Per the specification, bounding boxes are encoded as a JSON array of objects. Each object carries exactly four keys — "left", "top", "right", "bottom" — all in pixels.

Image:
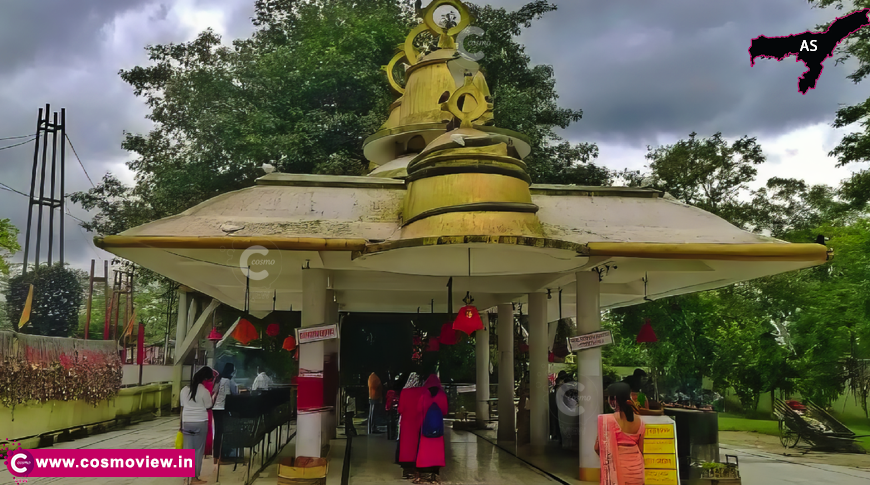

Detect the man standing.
[
  {"left": 368, "top": 371, "right": 383, "bottom": 434},
  {"left": 252, "top": 367, "right": 273, "bottom": 392}
]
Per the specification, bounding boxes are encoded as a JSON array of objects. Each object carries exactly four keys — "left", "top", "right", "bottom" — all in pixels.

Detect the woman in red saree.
[
  {"left": 595, "top": 383, "right": 645, "bottom": 485},
  {"left": 397, "top": 373, "right": 425, "bottom": 479},
  {"left": 416, "top": 374, "right": 448, "bottom": 483}
]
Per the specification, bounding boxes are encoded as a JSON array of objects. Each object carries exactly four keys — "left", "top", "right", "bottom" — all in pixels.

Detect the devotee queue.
[{"left": 360, "top": 371, "right": 448, "bottom": 484}]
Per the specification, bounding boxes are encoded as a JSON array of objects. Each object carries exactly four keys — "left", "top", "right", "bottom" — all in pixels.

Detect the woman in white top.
[
  {"left": 212, "top": 363, "right": 239, "bottom": 463},
  {"left": 180, "top": 366, "right": 215, "bottom": 484}
]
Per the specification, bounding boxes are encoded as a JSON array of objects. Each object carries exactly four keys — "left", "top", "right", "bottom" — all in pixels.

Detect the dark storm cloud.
[
  {"left": 507, "top": 0, "right": 867, "bottom": 145},
  {"left": 0, "top": 1, "right": 151, "bottom": 76},
  {"left": 0, "top": 0, "right": 256, "bottom": 272}
]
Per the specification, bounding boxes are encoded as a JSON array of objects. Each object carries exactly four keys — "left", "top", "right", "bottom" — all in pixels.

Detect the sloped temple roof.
[{"left": 96, "top": 173, "right": 828, "bottom": 316}]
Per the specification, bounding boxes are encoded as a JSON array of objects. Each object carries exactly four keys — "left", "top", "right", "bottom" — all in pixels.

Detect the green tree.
[
  {"left": 611, "top": 130, "right": 864, "bottom": 412},
  {"left": 745, "top": 177, "right": 851, "bottom": 239},
  {"left": 639, "top": 132, "right": 765, "bottom": 223},
  {"left": 5, "top": 264, "right": 84, "bottom": 337},
  {"left": 807, "top": 0, "right": 870, "bottom": 208},
  {"left": 0, "top": 219, "right": 18, "bottom": 329},
  {"left": 0, "top": 219, "right": 19, "bottom": 276},
  {"left": 788, "top": 220, "right": 870, "bottom": 407}
]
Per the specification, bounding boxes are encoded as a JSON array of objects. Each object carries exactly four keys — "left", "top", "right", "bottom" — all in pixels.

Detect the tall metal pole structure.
[
  {"left": 22, "top": 107, "right": 43, "bottom": 274},
  {"left": 22, "top": 104, "right": 66, "bottom": 274}
]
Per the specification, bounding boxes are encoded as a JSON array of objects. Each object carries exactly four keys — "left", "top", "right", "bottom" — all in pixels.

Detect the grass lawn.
[
  {"left": 718, "top": 413, "right": 780, "bottom": 437},
  {"left": 718, "top": 413, "right": 870, "bottom": 451},
  {"left": 849, "top": 424, "right": 870, "bottom": 451}
]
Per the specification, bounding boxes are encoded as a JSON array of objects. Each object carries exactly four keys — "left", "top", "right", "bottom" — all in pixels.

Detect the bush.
[{"left": 5, "top": 264, "right": 83, "bottom": 336}]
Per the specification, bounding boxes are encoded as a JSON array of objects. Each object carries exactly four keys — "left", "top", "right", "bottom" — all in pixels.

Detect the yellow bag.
[{"left": 175, "top": 431, "right": 184, "bottom": 449}]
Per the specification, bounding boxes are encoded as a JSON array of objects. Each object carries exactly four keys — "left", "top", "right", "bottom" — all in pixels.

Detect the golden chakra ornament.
[{"left": 366, "top": 0, "right": 542, "bottom": 245}]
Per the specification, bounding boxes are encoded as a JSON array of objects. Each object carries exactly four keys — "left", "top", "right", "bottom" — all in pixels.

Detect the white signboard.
[
  {"left": 297, "top": 324, "right": 338, "bottom": 344},
  {"left": 567, "top": 329, "right": 613, "bottom": 352}
]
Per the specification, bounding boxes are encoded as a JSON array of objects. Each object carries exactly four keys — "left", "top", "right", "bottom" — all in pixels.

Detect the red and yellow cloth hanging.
[
  {"left": 637, "top": 318, "right": 658, "bottom": 343},
  {"left": 282, "top": 335, "right": 297, "bottom": 351},
  {"left": 18, "top": 284, "right": 34, "bottom": 329},
  {"left": 233, "top": 319, "right": 259, "bottom": 345},
  {"left": 453, "top": 305, "right": 484, "bottom": 334},
  {"left": 207, "top": 328, "right": 223, "bottom": 341}
]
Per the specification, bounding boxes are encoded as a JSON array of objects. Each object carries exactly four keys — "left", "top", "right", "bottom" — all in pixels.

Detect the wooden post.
[
  {"left": 103, "top": 262, "right": 111, "bottom": 340},
  {"left": 84, "top": 259, "right": 95, "bottom": 339},
  {"left": 137, "top": 320, "right": 146, "bottom": 386},
  {"left": 113, "top": 272, "right": 121, "bottom": 340}
]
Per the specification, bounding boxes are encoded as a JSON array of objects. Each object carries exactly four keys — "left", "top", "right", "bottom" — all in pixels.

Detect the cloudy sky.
[{"left": 0, "top": 0, "right": 867, "bottom": 274}]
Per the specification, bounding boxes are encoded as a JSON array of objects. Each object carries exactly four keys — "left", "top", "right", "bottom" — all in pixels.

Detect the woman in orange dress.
[{"left": 595, "top": 383, "right": 645, "bottom": 485}]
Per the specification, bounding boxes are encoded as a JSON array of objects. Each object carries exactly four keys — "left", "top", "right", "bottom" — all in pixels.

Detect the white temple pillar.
[
  {"left": 576, "top": 271, "right": 602, "bottom": 483},
  {"left": 171, "top": 288, "right": 188, "bottom": 408},
  {"left": 497, "top": 303, "right": 515, "bottom": 441},
  {"left": 528, "top": 292, "right": 548, "bottom": 447},
  {"left": 475, "top": 312, "right": 490, "bottom": 425},
  {"left": 298, "top": 268, "right": 328, "bottom": 458}
]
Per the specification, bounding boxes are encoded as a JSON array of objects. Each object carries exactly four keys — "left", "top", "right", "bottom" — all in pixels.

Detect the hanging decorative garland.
[{"left": 0, "top": 335, "right": 122, "bottom": 408}]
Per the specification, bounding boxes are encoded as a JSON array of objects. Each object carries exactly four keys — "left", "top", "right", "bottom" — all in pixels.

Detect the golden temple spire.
[{"left": 364, "top": 1, "right": 544, "bottom": 240}]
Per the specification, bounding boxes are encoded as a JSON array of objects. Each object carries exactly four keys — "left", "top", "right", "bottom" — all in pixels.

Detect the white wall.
[{"left": 122, "top": 365, "right": 191, "bottom": 386}]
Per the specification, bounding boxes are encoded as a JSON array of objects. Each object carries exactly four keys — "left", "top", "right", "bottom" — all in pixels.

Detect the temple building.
[{"left": 96, "top": 0, "right": 829, "bottom": 481}]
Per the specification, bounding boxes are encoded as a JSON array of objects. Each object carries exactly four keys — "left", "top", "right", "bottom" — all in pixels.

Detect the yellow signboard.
[
  {"left": 645, "top": 424, "right": 675, "bottom": 439},
  {"left": 645, "top": 469, "right": 679, "bottom": 485},
  {"left": 644, "top": 454, "right": 677, "bottom": 469},
  {"left": 642, "top": 416, "right": 680, "bottom": 485},
  {"left": 644, "top": 438, "right": 677, "bottom": 454}
]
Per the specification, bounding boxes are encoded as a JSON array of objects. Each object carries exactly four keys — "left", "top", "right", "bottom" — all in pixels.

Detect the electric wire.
[
  {"left": 0, "top": 182, "right": 92, "bottom": 225},
  {"left": 0, "top": 134, "right": 35, "bottom": 141},
  {"left": 0, "top": 182, "right": 29, "bottom": 198},
  {"left": 0, "top": 137, "right": 36, "bottom": 151},
  {"left": 65, "top": 201, "right": 104, "bottom": 262},
  {"left": 65, "top": 134, "right": 96, "bottom": 188}
]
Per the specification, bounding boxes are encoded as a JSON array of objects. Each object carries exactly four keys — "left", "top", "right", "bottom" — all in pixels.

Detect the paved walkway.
[
  {"left": 0, "top": 416, "right": 294, "bottom": 485},
  {"left": 721, "top": 444, "right": 870, "bottom": 485},
  {"left": 349, "top": 428, "right": 562, "bottom": 484},
  {"left": 469, "top": 427, "right": 583, "bottom": 484}
]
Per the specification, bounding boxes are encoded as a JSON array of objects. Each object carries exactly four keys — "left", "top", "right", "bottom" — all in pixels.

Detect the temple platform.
[{"left": 347, "top": 426, "right": 575, "bottom": 484}]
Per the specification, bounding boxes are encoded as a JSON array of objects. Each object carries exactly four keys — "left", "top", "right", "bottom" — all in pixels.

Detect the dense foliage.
[
  {"left": 6, "top": 264, "right": 83, "bottom": 337},
  {"left": 608, "top": 130, "right": 869, "bottom": 414},
  {"left": 0, "top": 219, "right": 20, "bottom": 330},
  {"left": 807, "top": 0, "right": 870, "bottom": 209},
  {"left": 0, "top": 219, "right": 19, "bottom": 276}
]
